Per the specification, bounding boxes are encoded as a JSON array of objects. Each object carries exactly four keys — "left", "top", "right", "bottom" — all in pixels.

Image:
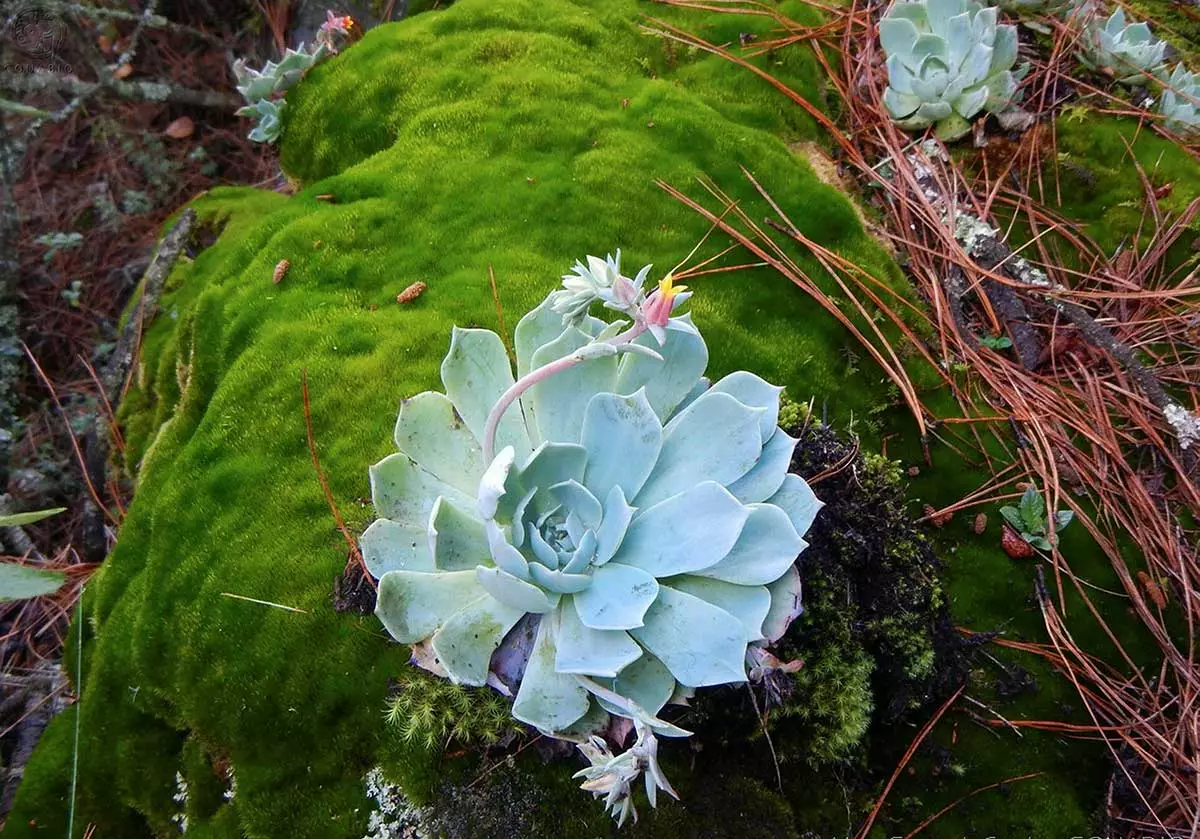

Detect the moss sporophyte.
[{"left": 365, "top": 252, "right": 822, "bottom": 826}]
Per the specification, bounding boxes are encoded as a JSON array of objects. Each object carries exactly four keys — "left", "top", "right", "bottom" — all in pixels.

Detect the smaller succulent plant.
[
  {"left": 235, "top": 98, "right": 287, "bottom": 144},
  {"left": 1000, "top": 486, "right": 1073, "bottom": 552},
  {"left": 233, "top": 11, "right": 355, "bottom": 144},
  {"left": 1159, "top": 63, "right": 1200, "bottom": 135},
  {"left": 1079, "top": 8, "right": 1166, "bottom": 86},
  {"left": 232, "top": 44, "right": 328, "bottom": 104},
  {"left": 880, "top": 0, "right": 1025, "bottom": 140}
]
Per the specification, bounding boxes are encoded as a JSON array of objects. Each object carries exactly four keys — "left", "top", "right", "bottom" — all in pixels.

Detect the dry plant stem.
[
  {"left": 855, "top": 684, "right": 966, "bottom": 839},
  {"left": 647, "top": 0, "right": 1200, "bottom": 830},
  {"left": 1, "top": 71, "right": 241, "bottom": 111},
  {"left": 78, "top": 208, "right": 196, "bottom": 561}
]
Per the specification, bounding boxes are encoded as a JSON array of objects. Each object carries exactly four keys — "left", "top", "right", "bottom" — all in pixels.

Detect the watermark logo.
[
  {"left": 4, "top": 2, "right": 70, "bottom": 73},
  {"left": 10, "top": 3, "right": 65, "bottom": 59}
]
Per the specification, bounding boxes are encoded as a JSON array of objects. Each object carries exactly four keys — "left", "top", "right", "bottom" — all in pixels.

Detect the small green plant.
[
  {"left": 1000, "top": 486, "right": 1072, "bottom": 550},
  {"left": 979, "top": 334, "right": 1012, "bottom": 349},
  {"left": 879, "top": 0, "right": 1025, "bottom": 140},
  {"left": 34, "top": 232, "right": 83, "bottom": 263}
]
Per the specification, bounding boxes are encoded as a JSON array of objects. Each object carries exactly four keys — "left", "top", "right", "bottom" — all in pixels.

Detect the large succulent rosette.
[{"left": 364, "top": 291, "right": 821, "bottom": 739}]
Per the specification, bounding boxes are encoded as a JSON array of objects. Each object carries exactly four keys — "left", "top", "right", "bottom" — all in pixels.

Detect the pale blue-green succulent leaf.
[
  {"left": 698, "top": 503, "right": 804, "bottom": 586},
  {"left": 375, "top": 569, "right": 484, "bottom": 644},
  {"left": 485, "top": 518, "right": 530, "bottom": 579},
  {"left": 361, "top": 518, "right": 433, "bottom": 578},
  {"left": 614, "top": 316, "right": 708, "bottom": 422},
  {"left": 594, "top": 485, "right": 634, "bottom": 566},
  {"left": 615, "top": 482, "right": 748, "bottom": 577},
  {"left": 726, "top": 428, "right": 798, "bottom": 504},
  {"left": 563, "top": 529, "right": 598, "bottom": 573},
  {"left": 673, "top": 376, "right": 709, "bottom": 415},
  {"left": 549, "top": 480, "right": 602, "bottom": 529},
  {"left": 514, "top": 297, "right": 565, "bottom": 378},
  {"left": 441, "top": 327, "right": 530, "bottom": 460},
  {"left": 768, "top": 473, "right": 823, "bottom": 538},
  {"left": 519, "top": 442, "right": 588, "bottom": 509},
  {"left": 554, "top": 603, "right": 643, "bottom": 677},
  {"left": 580, "top": 389, "right": 662, "bottom": 502},
  {"left": 613, "top": 654, "right": 676, "bottom": 718},
  {"left": 477, "top": 446, "right": 522, "bottom": 522},
  {"left": 529, "top": 564, "right": 593, "bottom": 594},
  {"left": 880, "top": 17, "right": 920, "bottom": 55},
  {"left": 668, "top": 576, "right": 771, "bottom": 642},
  {"left": 708, "top": 371, "right": 783, "bottom": 441},
  {"left": 630, "top": 586, "right": 748, "bottom": 687},
  {"left": 529, "top": 327, "right": 618, "bottom": 444},
  {"left": 635, "top": 392, "right": 765, "bottom": 508},
  {"left": 370, "top": 453, "right": 474, "bottom": 528},
  {"left": 476, "top": 565, "right": 557, "bottom": 614},
  {"left": 762, "top": 564, "right": 804, "bottom": 643},
  {"left": 513, "top": 618, "right": 592, "bottom": 732},
  {"left": 527, "top": 524, "right": 561, "bottom": 570},
  {"left": 574, "top": 563, "right": 660, "bottom": 630},
  {"left": 431, "top": 596, "right": 526, "bottom": 686},
  {"left": 0, "top": 564, "right": 66, "bottom": 602},
  {"left": 429, "top": 496, "right": 489, "bottom": 572},
  {"left": 592, "top": 654, "right": 676, "bottom": 719},
  {"left": 393, "top": 392, "right": 484, "bottom": 496}
]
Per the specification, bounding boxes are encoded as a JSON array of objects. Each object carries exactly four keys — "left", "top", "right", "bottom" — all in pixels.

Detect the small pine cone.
[
  {"left": 1138, "top": 571, "right": 1167, "bottom": 609},
  {"left": 1001, "top": 524, "right": 1034, "bottom": 559},
  {"left": 397, "top": 281, "right": 427, "bottom": 304},
  {"left": 906, "top": 466, "right": 920, "bottom": 477},
  {"left": 973, "top": 512, "right": 988, "bottom": 535},
  {"left": 272, "top": 259, "right": 290, "bottom": 285},
  {"left": 923, "top": 504, "right": 952, "bottom": 527}
]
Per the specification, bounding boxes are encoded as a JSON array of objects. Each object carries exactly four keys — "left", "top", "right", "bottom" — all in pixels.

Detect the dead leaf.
[
  {"left": 164, "top": 116, "right": 194, "bottom": 139},
  {"left": 112, "top": 63, "right": 133, "bottom": 80}
]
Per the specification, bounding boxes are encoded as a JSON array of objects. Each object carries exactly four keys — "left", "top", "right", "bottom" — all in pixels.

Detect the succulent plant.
[
  {"left": 1159, "top": 63, "right": 1200, "bottom": 134},
  {"left": 880, "top": 0, "right": 1024, "bottom": 140},
  {"left": 232, "top": 44, "right": 328, "bottom": 103},
  {"left": 232, "top": 41, "right": 331, "bottom": 143},
  {"left": 365, "top": 254, "right": 820, "bottom": 823},
  {"left": 1079, "top": 8, "right": 1166, "bottom": 86},
  {"left": 235, "top": 98, "right": 286, "bottom": 143}
]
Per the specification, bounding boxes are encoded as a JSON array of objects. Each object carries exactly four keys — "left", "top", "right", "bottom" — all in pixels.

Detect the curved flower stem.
[{"left": 482, "top": 321, "right": 648, "bottom": 463}]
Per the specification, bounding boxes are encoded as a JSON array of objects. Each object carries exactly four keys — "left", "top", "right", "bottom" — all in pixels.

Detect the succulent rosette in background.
[{"left": 364, "top": 252, "right": 821, "bottom": 824}]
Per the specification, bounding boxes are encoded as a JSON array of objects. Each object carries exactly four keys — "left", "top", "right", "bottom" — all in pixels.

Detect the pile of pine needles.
[{"left": 648, "top": 0, "right": 1199, "bottom": 833}]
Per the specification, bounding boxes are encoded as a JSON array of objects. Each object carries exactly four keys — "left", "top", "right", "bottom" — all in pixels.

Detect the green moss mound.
[{"left": 6, "top": 1, "right": 926, "bottom": 836}]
